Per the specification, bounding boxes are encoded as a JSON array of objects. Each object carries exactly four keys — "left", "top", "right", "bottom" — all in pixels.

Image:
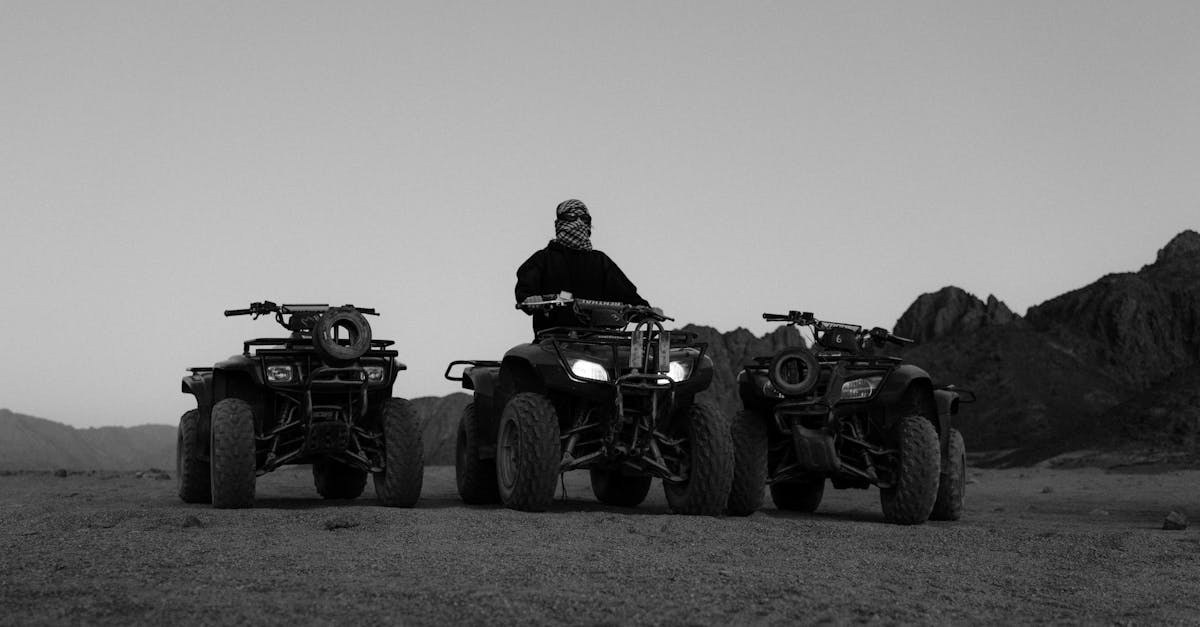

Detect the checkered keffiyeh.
[{"left": 554, "top": 199, "right": 593, "bottom": 250}]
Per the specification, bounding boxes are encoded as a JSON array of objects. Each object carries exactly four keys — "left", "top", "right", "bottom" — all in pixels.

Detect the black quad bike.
[
  {"left": 177, "top": 301, "right": 423, "bottom": 509},
  {"left": 445, "top": 293, "right": 733, "bottom": 515},
  {"left": 728, "top": 310, "right": 972, "bottom": 525}
]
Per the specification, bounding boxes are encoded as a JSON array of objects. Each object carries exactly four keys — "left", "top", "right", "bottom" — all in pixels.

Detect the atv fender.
[
  {"left": 876, "top": 365, "right": 943, "bottom": 436},
  {"left": 181, "top": 372, "right": 213, "bottom": 409},
  {"left": 933, "top": 388, "right": 960, "bottom": 454},
  {"left": 181, "top": 371, "right": 215, "bottom": 456}
]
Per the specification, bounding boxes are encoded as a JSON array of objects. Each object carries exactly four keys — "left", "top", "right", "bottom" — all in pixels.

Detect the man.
[{"left": 515, "top": 199, "right": 650, "bottom": 333}]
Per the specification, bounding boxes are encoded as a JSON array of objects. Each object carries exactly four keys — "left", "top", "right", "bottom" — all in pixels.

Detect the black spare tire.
[
  {"left": 313, "top": 306, "right": 372, "bottom": 366},
  {"left": 767, "top": 347, "right": 820, "bottom": 396}
]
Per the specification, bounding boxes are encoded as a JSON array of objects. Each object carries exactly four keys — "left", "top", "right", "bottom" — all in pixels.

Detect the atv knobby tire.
[
  {"left": 930, "top": 428, "right": 966, "bottom": 521},
  {"left": 373, "top": 398, "right": 424, "bottom": 507},
  {"left": 879, "top": 415, "right": 940, "bottom": 525},
  {"left": 663, "top": 401, "right": 733, "bottom": 516},
  {"left": 727, "top": 409, "right": 768, "bottom": 516},
  {"left": 313, "top": 460, "right": 368, "bottom": 500},
  {"left": 210, "top": 399, "right": 256, "bottom": 509},
  {"left": 496, "top": 392, "right": 560, "bottom": 512},
  {"left": 176, "top": 409, "right": 211, "bottom": 504},
  {"left": 770, "top": 477, "right": 825, "bottom": 513},
  {"left": 313, "top": 306, "right": 372, "bottom": 367},
  {"left": 589, "top": 469, "right": 653, "bottom": 508},
  {"left": 456, "top": 402, "right": 500, "bottom": 504}
]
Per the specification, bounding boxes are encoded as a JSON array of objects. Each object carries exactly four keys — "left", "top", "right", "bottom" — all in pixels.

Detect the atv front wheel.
[
  {"left": 177, "top": 409, "right": 211, "bottom": 504},
  {"left": 930, "top": 428, "right": 966, "bottom": 521},
  {"left": 373, "top": 398, "right": 424, "bottom": 507},
  {"left": 313, "top": 460, "right": 368, "bottom": 500},
  {"left": 663, "top": 401, "right": 733, "bottom": 516},
  {"left": 727, "top": 409, "right": 768, "bottom": 516},
  {"left": 589, "top": 469, "right": 653, "bottom": 507},
  {"left": 770, "top": 477, "right": 824, "bottom": 513},
  {"left": 496, "top": 392, "right": 560, "bottom": 512},
  {"left": 456, "top": 402, "right": 500, "bottom": 504},
  {"left": 879, "top": 415, "right": 940, "bottom": 524},
  {"left": 210, "top": 399, "right": 256, "bottom": 509}
]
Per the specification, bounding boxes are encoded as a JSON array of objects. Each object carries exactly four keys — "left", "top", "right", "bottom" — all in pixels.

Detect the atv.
[
  {"left": 445, "top": 292, "right": 732, "bottom": 515},
  {"left": 728, "top": 310, "right": 972, "bottom": 524},
  {"left": 177, "top": 301, "right": 423, "bottom": 509}
]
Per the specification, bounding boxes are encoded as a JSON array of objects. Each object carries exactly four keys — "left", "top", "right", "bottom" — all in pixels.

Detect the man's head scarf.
[{"left": 554, "top": 199, "right": 593, "bottom": 251}]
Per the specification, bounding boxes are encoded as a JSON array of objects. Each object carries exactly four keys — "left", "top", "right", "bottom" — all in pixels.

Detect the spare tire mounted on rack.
[
  {"left": 313, "top": 306, "right": 372, "bottom": 366},
  {"left": 767, "top": 346, "right": 820, "bottom": 396}
]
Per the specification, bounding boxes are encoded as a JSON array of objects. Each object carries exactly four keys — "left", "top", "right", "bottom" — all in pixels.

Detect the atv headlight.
[
  {"left": 568, "top": 358, "right": 609, "bottom": 382},
  {"left": 266, "top": 365, "right": 294, "bottom": 383},
  {"left": 364, "top": 366, "right": 386, "bottom": 382},
  {"left": 840, "top": 376, "right": 883, "bottom": 401},
  {"left": 666, "top": 360, "right": 692, "bottom": 382}
]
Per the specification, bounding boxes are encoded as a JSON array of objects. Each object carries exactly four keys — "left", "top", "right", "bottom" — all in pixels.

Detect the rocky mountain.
[
  {"left": 895, "top": 286, "right": 1022, "bottom": 343},
  {"left": 894, "top": 230, "right": 1200, "bottom": 461}
]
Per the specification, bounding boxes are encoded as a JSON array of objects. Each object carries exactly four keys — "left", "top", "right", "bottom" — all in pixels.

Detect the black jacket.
[{"left": 515, "top": 241, "right": 649, "bottom": 333}]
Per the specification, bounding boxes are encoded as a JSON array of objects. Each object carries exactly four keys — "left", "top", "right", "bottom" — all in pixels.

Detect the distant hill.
[
  {"left": 0, "top": 396, "right": 470, "bottom": 471},
  {"left": 0, "top": 409, "right": 175, "bottom": 471}
]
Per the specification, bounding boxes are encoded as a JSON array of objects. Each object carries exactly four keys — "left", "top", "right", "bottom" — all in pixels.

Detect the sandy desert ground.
[{"left": 1, "top": 462, "right": 1198, "bottom": 626}]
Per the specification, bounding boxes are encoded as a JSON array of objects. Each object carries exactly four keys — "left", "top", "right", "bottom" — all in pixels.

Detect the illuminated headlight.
[
  {"left": 666, "top": 360, "right": 693, "bottom": 382},
  {"left": 266, "top": 365, "right": 294, "bottom": 383},
  {"left": 364, "top": 366, "right": 386, "bottom": 382},
  {"left": 568, "top": 359, "right": 609, "bottom": 382},
  {"left": 841, "top": 376, "right": 883, "bottom": 401}
]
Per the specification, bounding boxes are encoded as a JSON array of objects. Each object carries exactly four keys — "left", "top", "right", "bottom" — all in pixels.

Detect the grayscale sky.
[{"left": 2, "top": 2, "right": 1197, "bottom": 428}]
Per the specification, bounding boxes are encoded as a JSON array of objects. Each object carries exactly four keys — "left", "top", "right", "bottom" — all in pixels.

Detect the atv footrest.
[
  {"left": 305, "top": 421, "right": 350, "bottom": 453},
  {"left": 791, "top": 425, "right": 840, "bottom": 472}
]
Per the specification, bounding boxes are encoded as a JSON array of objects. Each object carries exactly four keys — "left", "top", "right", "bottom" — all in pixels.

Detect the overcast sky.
[{"left": 2, "top": 1, "right": 1197, "bottom": 428}]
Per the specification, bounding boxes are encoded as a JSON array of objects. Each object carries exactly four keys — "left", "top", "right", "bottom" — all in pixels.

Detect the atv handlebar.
[
  {"left": 763, "top": 310, "right": 912, "bottom": 347},
  {"left": 518, "top": 292, "right": 673, "bottom": 323},
  {"left": 224, "top": 301, "right": 378, "bottom": 320}
]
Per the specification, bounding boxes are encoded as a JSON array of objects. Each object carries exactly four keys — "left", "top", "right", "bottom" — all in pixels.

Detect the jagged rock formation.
[
  {"left": 897, "top": 230, "right": 1200, "bottom": 458},
  {"left": 894, "top": 286, "right": 1021, "bottom": 343}
]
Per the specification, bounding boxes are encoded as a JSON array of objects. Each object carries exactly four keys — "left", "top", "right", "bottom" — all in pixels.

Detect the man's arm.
[
  {"left": 515, "top": 250, "right": 546, "bottom": 312},
  {"left": 602, "top": 254, "right": 650, "bottom": 307}
]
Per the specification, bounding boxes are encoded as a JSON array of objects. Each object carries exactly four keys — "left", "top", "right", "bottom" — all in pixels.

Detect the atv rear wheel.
[
  {"left": 373, "top": 398, "right": 424, "bottom": 507},
  {"left": 313, "top": 460, "right": 368, "bottom": 500},
  {"left": 210, "top": 399, "right": 256, "bottom": 509},
  {"left": 496, "top": 392, "right": 560, "bottom": 512},
  {"left": 663, "top": 401, "right": 733, "bottom": 516},
  {"left": 930, "top": 428, "right": 966, "bottom": 521},
  {"left": 176, "top": 409, "right": 211, "bottom": 504},
  {"left": 770, "top": 477, "right": 825, "bottom": 513},
  {"left": 456, "top": 402, "right": 500, "bottom": 504},
  {"left": 589, "top": 469, "right": 653, "bottom": 507},
  {"left": 879, "top": 415, "right": 940, "bottom": 524},
  {"left": 727, "top": 409, "right": 768, "bottom": 516}
]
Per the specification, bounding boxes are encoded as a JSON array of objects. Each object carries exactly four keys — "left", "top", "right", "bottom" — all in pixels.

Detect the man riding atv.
[
  {"left": 443, "top": 199, "right": 733, "bottom": 515},
  {"left": 515, "top": 199, "right": 650, "bottom": 332}
]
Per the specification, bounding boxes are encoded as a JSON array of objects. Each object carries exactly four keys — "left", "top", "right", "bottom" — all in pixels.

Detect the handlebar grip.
[
  {"left": 889, "top": 334, "right": 915, "bottom": 345},
  {"left": 224, "top": 308, "right": 254, "bottom": 316},
  {"left": 763, "top": 313, "right": 790, "bottom": 321}
]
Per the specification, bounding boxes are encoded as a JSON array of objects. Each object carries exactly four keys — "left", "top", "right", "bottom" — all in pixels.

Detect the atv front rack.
[{"left": 244, "top": 337, "right": 398, "bottom": 358}]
